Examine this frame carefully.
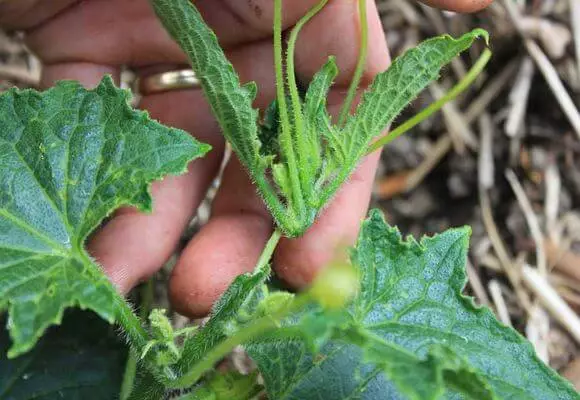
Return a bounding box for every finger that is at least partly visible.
[40,62,119,88]
[169,39,276,317]
[0,0,78,30]
[419,0,493,13]
[274,0,389,286]
[169,157,273,317]
[23,0,326,66]
[275,139,380,287]
[87,88,225,293]
[294,0,390,86]
[91,38,275,293]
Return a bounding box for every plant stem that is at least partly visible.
[115,294,150,353]
[273,0,305,217]
[170,315,276,389]
[338,0,369,127]
[168,229,284,389]
[366,48,492,154]
[286,0,329,190]
[78,250,150,353]
[169,294,310,390]
[120,279,155,400]
[255,229,283,272]
[273,0,291,134]
[80,251,174,384]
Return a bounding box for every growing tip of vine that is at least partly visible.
[472,28,491,46]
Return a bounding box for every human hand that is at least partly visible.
[0,0,492,317]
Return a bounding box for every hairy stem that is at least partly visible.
[168,229,288,389]
[113,294,178,384]
[113,294,179,385]
[120,279,155,400]
[366,48,492,154]
[274,0,305,216]
[338,0,369,127]
[286,0,330,189]
[169,295,310,389]
[255,229,283,272]
[81,250,176,384]
[79,251,150,355]
[170,315,276,389]
[273,0,291,133]
[115,296,149,352]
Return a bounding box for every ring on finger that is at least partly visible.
[137,69,200,95]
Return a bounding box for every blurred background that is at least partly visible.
[2,0,580,388]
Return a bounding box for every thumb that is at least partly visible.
[418,0,493,13]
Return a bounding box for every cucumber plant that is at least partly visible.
[0,0,578,399]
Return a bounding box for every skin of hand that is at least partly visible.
[0,0,492,317]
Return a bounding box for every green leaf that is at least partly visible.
[149,0,265,176]
[0,76,210,357]
[303,57,338,132]
[341,29,488,162]
[0,311,128,399]
[150,0,287,229]
[344,328,494,400]
[248,210,579,399]
[176,372,261,400]
[175,260,270,379]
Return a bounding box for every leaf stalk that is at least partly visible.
[286,0,330,194]
[168,229,282,389]
[274,0,305,218]
[338,0,369,127]
[120,279,155,400]
[366,48,492,154]
[170,285,310,390]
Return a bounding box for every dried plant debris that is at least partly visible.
[2,0,580,389]
[375,0,580,379]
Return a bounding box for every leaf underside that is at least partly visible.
[246,210,579,400]
[151,0,488,236]
[0,76,210,357]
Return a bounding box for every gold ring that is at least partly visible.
[137,69,201,95]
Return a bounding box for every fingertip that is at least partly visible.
[169,156,273,318]
[41,62,120,89]
[420,0,493,13]
[89,206,186,294]
[274,228,355,288]
[274,153,380,288]
[169,214,272,317]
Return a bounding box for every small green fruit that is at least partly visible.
[308,263,358,310]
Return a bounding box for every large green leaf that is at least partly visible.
[248,210,579,399]
[0,76,210,357]
[0,311,128,400]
